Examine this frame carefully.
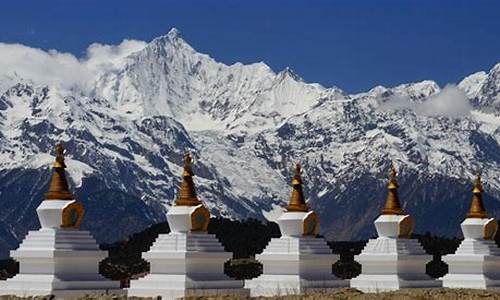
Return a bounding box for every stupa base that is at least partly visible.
[0,274,123,299]
[350,274,441,292]
[245,274,347,297]
[0,228,121,299]
[442,251,500,289]
[246,236,347,297]
[127,232,248,300]
[128,274,248,299]
[442,274,500,289]
[350,237,441,292]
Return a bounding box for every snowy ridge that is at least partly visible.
[93,29,343,134]
[0,28,499,257]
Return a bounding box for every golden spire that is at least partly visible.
[45,143,74,200]
[175,151,202,206]
[381,163,405,215]
[286,163,309,212]
[466,173,488,218]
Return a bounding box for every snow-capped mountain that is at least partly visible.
[93,29,344,134]
[0,28,499,257]
[459,63,500,113]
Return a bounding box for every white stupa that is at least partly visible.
[245,163,347,296]
[441,174,500,288]
[128,151,248,299]
[0,143,121,299]
[350,164,441,292]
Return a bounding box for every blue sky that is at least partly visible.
[0,0,498,92]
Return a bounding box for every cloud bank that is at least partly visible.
[380,85,472,117]
[0,39,147,91]
[84,40,147,74]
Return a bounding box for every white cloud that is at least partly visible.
[83,39,147,74]
[417,85,472,117]
[0,43,91,90]
[380,84,472,117]
[0,39,147,92]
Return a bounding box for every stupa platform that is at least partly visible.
[128,223,248,299]
[442,210,500,288]
[246,164,347,297]
[0,144,121,299]
[128,152,248,299]
[0,227,121,299]
[246,235,347,296]
[350,165,441,292]
[350,237,440,292]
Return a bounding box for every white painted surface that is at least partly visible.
[0,201,122,299]
[166,205,197,233]
[0,228,122,299]
[461,217,494,239]
[129,206,247,299]
[351,216,440,292]
[277,211,309,237]
[246,209,346,296]
[36,199,74,229]
[442,217,500,288]
[374,214,407,238]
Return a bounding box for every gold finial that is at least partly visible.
[467,173,488,218]
[175,151,202,206]
[53,143,66,168]
[183,151,193,176]
[287,163,309,212]
[473,173,483,194]
[45,143,74,200]
[381,163,405,215]
[387,163,398,189]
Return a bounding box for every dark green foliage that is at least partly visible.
[207,217,281,258]
[416,232,462,257]
[99,221,170,283]
[0,258,18,280]
[414,232,461,278]
[224,259,263,280]
[329,241,366,279]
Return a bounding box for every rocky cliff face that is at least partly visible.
[0,28,498,257]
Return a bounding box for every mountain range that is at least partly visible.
[0,28,499,258]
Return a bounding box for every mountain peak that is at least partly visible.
[458,71,487,98]
[278,67,303,82]
[491,62,500,73]
[166,27,181,39]
[150,27,187,47]
[144,27,193,54]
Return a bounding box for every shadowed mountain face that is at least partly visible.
[0,28,499,257]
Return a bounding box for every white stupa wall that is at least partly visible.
[442,217,500,288]
[128,204,248,299]
[0,199,122,299]
[350,214,441,292]
[245,210,347,296]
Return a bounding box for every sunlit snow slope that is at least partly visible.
[0,28,499,257]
